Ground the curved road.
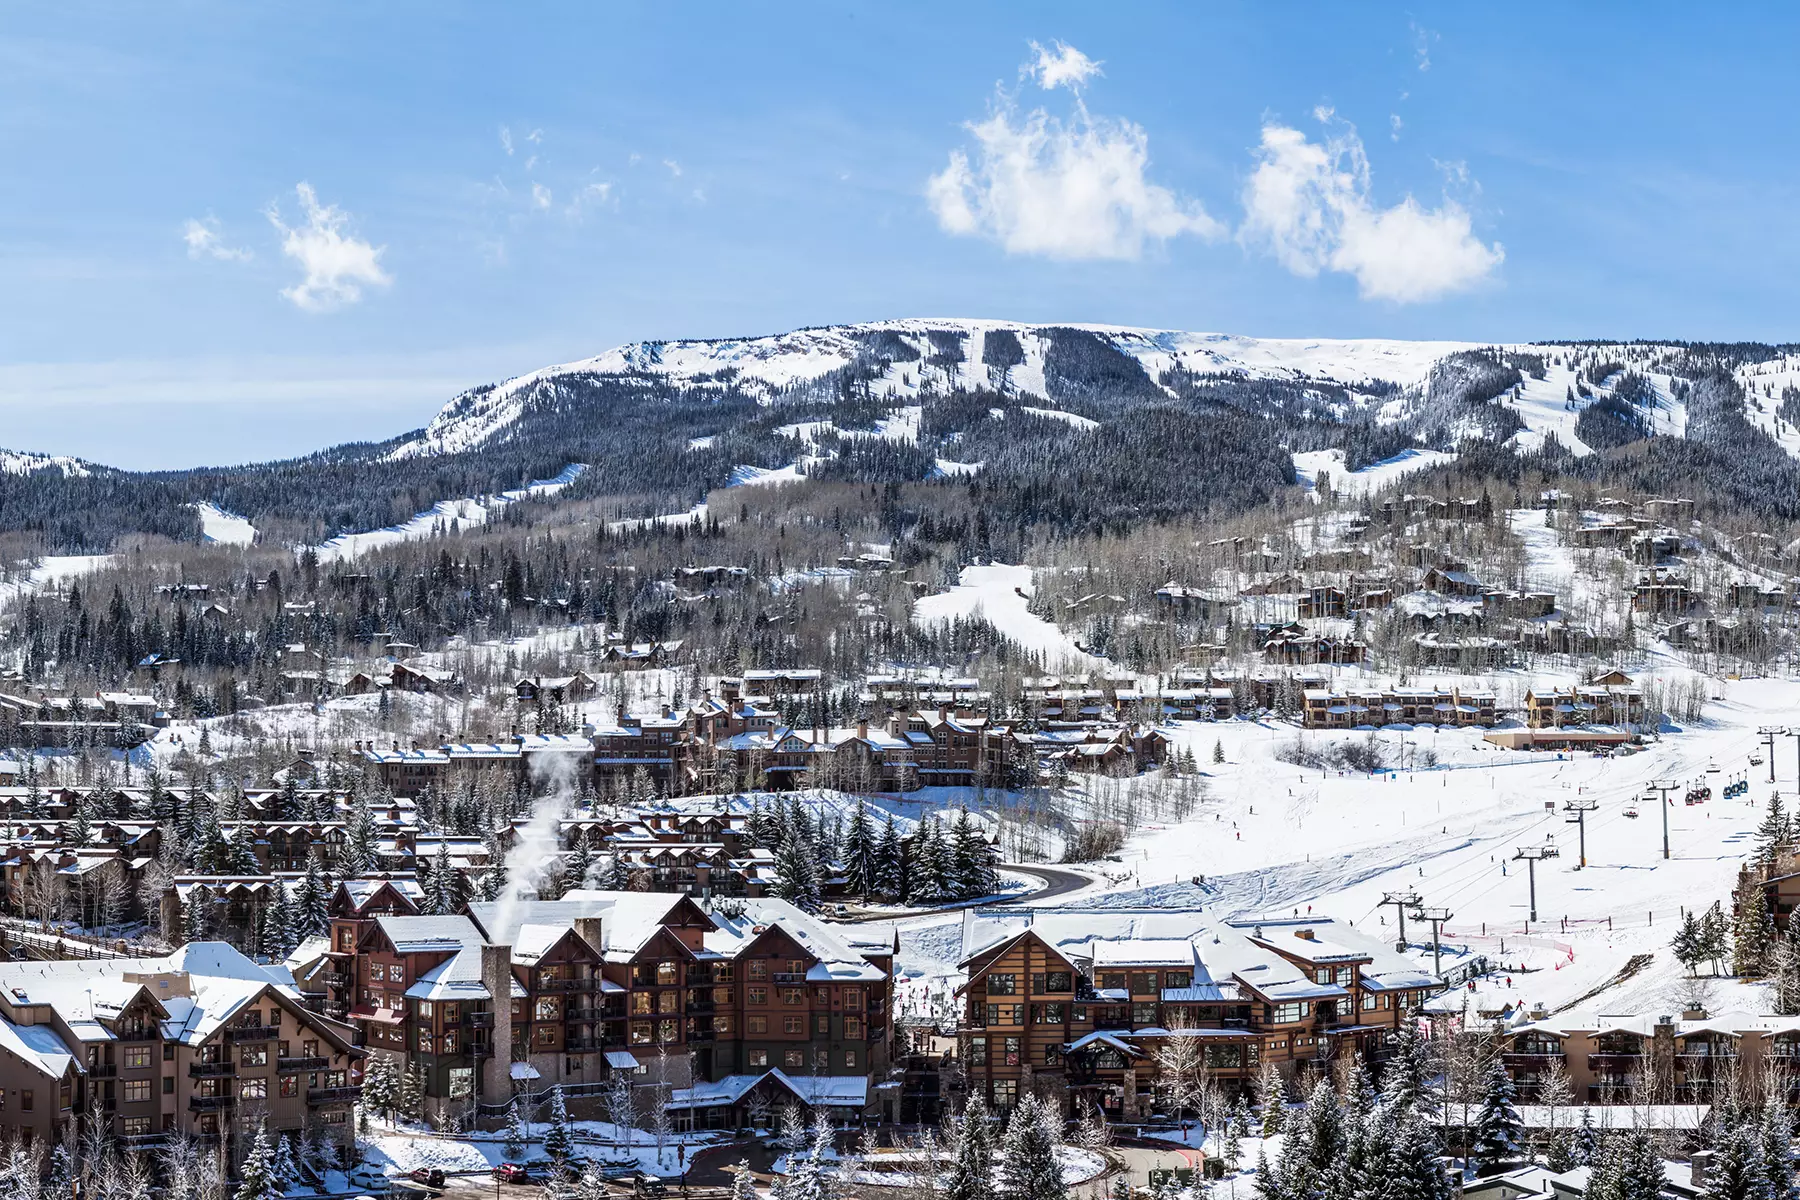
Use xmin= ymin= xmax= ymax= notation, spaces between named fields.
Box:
xmin=989 ymin=863 xmax=1093 ymax=905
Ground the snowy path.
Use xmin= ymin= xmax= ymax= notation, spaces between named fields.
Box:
xmin=910 ymin=563 xmax=1102 ymax=671
xmin=317 ymin=464 xmax=586 ymax=561
xmin=194 ymin=502 xmax=255 ymax=546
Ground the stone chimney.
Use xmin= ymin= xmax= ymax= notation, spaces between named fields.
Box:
xmin=574 ymin=916 xmax=605 ymax=955
xmin=1690 ymin=1150 xmax=1715 ymax=1192
xmin=1294 ymin=929 xmax=1316 ymax=941
xmin=856 ymin=720 xmax=868 ymax=741
xmin=480 ymin=943 xmax=514 ymax=1101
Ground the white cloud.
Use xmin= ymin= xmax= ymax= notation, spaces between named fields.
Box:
xmin=264 ymin=183 xmax=392 ymax=312
xmin=525 ymin=155 xmax=538 ymax=171
xmin=500 ymin=125 xmax=514 ymax=156
xmin=1412 ymin=21 xmax=1436 ymax=71
xmin=1238 ymin=113 xmax=1501 ymax=303
xmin=927 ymin=83 xmax=1220 ymax=260
xmin=182 ymin=216 xmax=252 ymax=262
xmin=531 ymin=182 xmax=553 ymax=210
xmin=663 ymin=158 xmax=682 ymax=177
xmin=526 ymin=128 xmax=543 ymax=144
xmin=1026 ymin=40 xmax=1102 ymax=91
xmin=1389 ymin=113 xmax=1403 ymax=142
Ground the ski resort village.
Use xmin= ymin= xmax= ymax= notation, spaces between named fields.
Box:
xmin=0 ymin=322 xmax=1798 ymax=1200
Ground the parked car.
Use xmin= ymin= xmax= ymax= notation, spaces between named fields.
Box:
xmin=492 ymin=1163 xmax=536 ymax=1184
xmin=407 ymin=1168 xmax=448 ymax=1190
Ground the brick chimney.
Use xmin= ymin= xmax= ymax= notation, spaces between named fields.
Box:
xmin=1690 ymin=1151 xmax=1714 ymax=1192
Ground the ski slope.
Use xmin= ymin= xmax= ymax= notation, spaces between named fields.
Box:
xmin=911 ymin=564 xmax=1103 ymax=672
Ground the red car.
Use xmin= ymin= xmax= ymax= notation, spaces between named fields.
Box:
xmin=492 ymin=1163 xmax=533 ymax=1184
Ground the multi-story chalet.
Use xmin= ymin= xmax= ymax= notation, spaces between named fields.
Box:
xmin=1522 ymin=681 xmax=1645 ymax=729
xmin=304 ymin=891 xmax=895 ymax=1128
xmin=0 ymin=943 xmax=360 ymax=1162
xmin=1300 ymin=685 xmax=1499 ymax=729
xmin=955 ymin=911 xmax=1439 ymax=1118
xmin=1499 ymin=1009 xmax=1800 ymax=1105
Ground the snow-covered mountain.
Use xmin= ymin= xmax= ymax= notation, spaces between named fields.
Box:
xmin=384 ymin=319 xmax=1483 ymax=460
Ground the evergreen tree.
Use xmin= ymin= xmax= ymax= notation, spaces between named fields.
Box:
xmin=504 ymin=1098 xmax=528 ymax=1158
xmin=428 ymin=839 xmax=460 ymax=915
xmin=1763 ymin=1102 xmax=1796 ymax=1200
xmin=1470 ymin=1057 xmax=1524 ymax=1176
xmin=730 ymin=1162 xmax=759 ymax=1200
xmin=1674 ymin=910 xmax=1707 ymax=975
xmin=1384 ymin=1112 xmax=1454 ymax=1200
xmin=183 ymin=884 xmax=212 ymax=942
xmin=1613 ymin=1130 xmax=1667 ymax=1200
xmin=296 ymin=853 xmax=332 ymax=940
xmin=1736 ymin=876 xmax=1778 ymax=978
xmin=1571 ymin=1107 xmax=1600 ymax=1167
xmin=1705 ymin=1120 xmax=1770 ymax=1200
xmin=874 ymin=815 xmax=903 ymax=900
xmin=944 ymin=1094 xmax=996 ymax=1200
xmin=543 ymin=1085 xmax=576 ymax=1166
xmin=236 ymin=1119 xmax=282 ymax=1200
xmin=996 ymin=1092 xmax=1065 ymax=1200
xmin=360 ymin=1052 xmax=398 ymax=1126
xmin=771 ymin=827 xmax=821 ymax=911
xmin=397 ymin=1058 xmax=426 ymax=1121
xmin=1258 ymin=1059 xmax=1286 ymax=1136
xmin=272 ymin=1133 xmax=297 ymax=1193
xmin=1212 ymin=740 xmax=1225 ymax=765
xmin=844 ymin=801 xmax=874 ymax=897
xmin=1758 ymin=794 xmax=1789 ymax=867
xmin=1382 ymin=1020 xmax=1433 ymax=1116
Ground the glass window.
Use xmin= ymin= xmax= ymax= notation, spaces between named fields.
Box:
xmin=784 ymin=1016 xmax=804 ymax=1034
xmin=986 ymin=974 xmax=1017 ymax=995
xmin=449 ymin=1068 xmax=473 ymax=1098
xmin=748 ymin=1016 xmax=767 ymax=1035
xmin=814 ymin=1015 xmax=829 ymax=1036
xmin=1129 ymin=973 xmax=1157 ymax=995
xmin=630 ymin=1023 xmax=652 ymax=1045
xmin=1003 ymin=1037 xmax=1020 ymax=1066
xmin=657 ymin=962 xmax=678 ymax=986
xmin=1164 ymin=971 xmax=1192 ymax=990
xmin=749 ymin=961 xmax=767 ymax=980
xmin=657 ymin=991 xmax=678 ymax=1014
xmin=658 ymin=1019 xmax=678 ymax=1043
xmin=242 ymin=1046 xmax=268 ymax=1067
xmin=1035 ymin=1003 xmax=1065 ymax=1024
xmin=240 ymin=1079 xmax=267 ymax=1100
xmin=968 ymin=1036 xmax=987 ymax=1066
xmin=280 ymin=1076 xmax=299 ymax=1097
xmin=844 ymin=1050 xmax=858 ymax=1067
xmin=781 ymin=989 xmax=803 ymax=1006
xmin=845 ymin=987 xmax=863 ymax=1008
xmin=535 ymin=998 xmax=561 ymax=1022
xmin=123 ymin=1080 xmax=151 ymax=1103
xmin=418 ymin=1000 xmax=434 ymax=1018
xmin=749 ymin=1050 xmax=768 ymax=1067
xmin=123 ymin=1117 xmax=151 ymax=1137
xmin=124 ymin=1048 xmax=151 ymax=1069
xmin=845 ymin=1017 xmax=863 ymax=1039
xmin=747 ymin=988 xmax=767 ymax=1006
xmin=784 ymin=1050 xmax=804 ymax=1068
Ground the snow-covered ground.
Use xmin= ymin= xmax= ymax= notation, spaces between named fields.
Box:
xmin=880 ymin=672 xmax=1800 ymax=1029
xmin=911 ymin=564 xmax=1103 ymax=672
xmin=194 ymin=502 xmax=256 ymax=545
xmin=317 ymin=464 xmax=587 ymax=561
xmin=1292 ymin=447 xmax=1457 ymax=498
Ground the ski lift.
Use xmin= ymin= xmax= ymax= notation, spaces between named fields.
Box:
xmin=1706 ymin=762 xmax=1721 ymax=774
xmin=1624 ymin=806 xmax=1640 ymax=819
xmin=1752 ymin=754 xmax=1766 ymax=767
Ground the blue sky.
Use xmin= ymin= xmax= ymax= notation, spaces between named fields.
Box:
xmin=4 ymin=2 xmax=1799 ymax=469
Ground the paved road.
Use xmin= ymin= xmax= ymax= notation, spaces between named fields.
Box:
xmin=989 ymin=863 xmax=1093 ymax=905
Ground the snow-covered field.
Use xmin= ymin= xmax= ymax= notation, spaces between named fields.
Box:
xmin=317 ymin=464 xmax=587 ymax=561
xmin=882 ymin=672 xmax=1800 ymax=1030
xmin=911 ymin=563 xmax=1102 ymax=672
xmin=194 ymin=501 xmax=256 ymax=545
xmin=1292 ymin=447 xmax=1457 ymax=498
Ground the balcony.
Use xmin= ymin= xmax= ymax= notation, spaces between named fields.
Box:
xmin=566 ymin=1007 xmax=602 ymax=1022
xmin=465 ymin=1011 xmax=495 ymax=1028
xmin=87 ymin=1063 xmax=117 ymax=1078
xmin=120 ymin=1133 xmax=168 ymax=1151
xmin=1586 ymin=1052 xmax=1643 ymax=1070
xmin=279 ymin=1056 xmax=330 ymax=1071
xmin=686 ymin=1000 xmax=715 ymax=1015
xmin=189 ymin=1062 xmax=234 ymax=1078
xmin=321 ymin=970 xmax=349 ymax=987
xmin=307 ymin=1086 xmax=361 ymax=1106
xmin=228 ymin=1026 xmax=279 ymax=1043
xmin=469 ymin=1041 xmax=494 ymax=1058
xmin=189 ymin=1095 xmax=235 ymax=1112
xmin=537 ymin=978 xmax=593 ymax=994
xmin=565 ymin=1038 xmax=603 ymax=1052
xmin=116 ymin=1029 xmax=158 ymax=1044
xmin=771 ymin=972 xmax=807 ymax=985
